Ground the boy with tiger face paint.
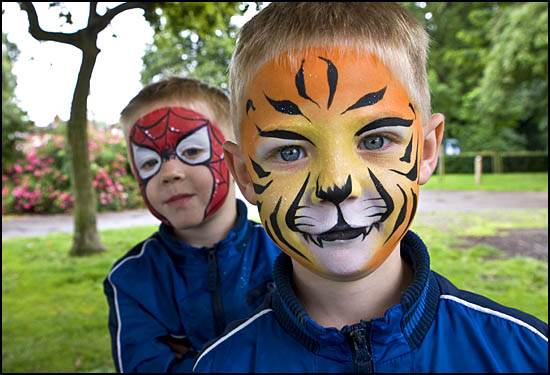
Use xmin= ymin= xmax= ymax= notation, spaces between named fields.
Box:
xmin=194 ymin=3 xmax=548 ymax=373
xmin=239 ymin=49 xmax=425 ymax=281
xmin=103 ymin=77 xmax=280 ymax=373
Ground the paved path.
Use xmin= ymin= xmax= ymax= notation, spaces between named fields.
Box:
xmin=2 ymin=190 xmax=547 ymax=238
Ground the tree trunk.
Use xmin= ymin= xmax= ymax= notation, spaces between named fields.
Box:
xmin=68 ymin=39 xmax=105 ymax=256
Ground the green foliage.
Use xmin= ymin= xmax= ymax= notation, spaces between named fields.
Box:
xmin=423 ymin=173 xmax=548 ymax=192
xmin=2 ymin=33 xmax=31 ymax=168
xmin=141 ymin=2 xmax=244 ymax=89
xmin=402 ymin=2 xmax=548 ymax=152
xmin=2 ymin=125 xmax=144 ymax=215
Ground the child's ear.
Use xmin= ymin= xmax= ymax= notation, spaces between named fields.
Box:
xmin=419 ymin=113 xmax=445 ymax=185
xmin=223 ymin=141 xmax=258 ymax=205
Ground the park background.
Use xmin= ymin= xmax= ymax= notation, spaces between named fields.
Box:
xmin=2 ymin=2 xmax=548 ymax=373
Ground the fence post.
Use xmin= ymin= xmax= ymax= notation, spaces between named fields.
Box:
xmin=475 ymin=155 xmax=482 ymax=185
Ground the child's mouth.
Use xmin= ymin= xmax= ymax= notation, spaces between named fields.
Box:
xmin=165 ymin=194 xmax=193 ymax=206
xmin=302 ymin=223 xmax=380 ymax=248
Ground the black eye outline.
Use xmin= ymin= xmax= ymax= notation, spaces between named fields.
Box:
xmin=279 ymin=145 xmax=304 ymax=162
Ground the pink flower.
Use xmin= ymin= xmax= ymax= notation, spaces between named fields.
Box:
xmin=34 ymin=170 xmax=41 ymax=177
xmin=2 ymin=187 xmax=9 ymax=196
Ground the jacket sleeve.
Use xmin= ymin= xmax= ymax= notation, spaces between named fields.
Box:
xmin=103 ymin=277 xmax=195 ymax=373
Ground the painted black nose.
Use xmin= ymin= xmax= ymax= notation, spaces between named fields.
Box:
xmin=315 ymin=175 xmax=352 ymax=205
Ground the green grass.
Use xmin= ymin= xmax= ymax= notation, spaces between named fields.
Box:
xmin=412 ymin=209 xmax=548 ymax=323
xmin=423 ymin=172 xmax=548 ymax=191
xmin=2 ymin=226 xmax=157 ymax=373
xmin=2 ymin=211 xmax=548 ymax=373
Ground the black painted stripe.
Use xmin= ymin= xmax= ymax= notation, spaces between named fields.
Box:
xmin=368 ymin=169 xmax=394 ymax=223
xmin=400 ymin=136 xmax=413 ymax=163
xmin=253 ymin=180 xmax=273 ymax=194
xmin=285 ymin=174 xmax=311 ymax=232
xmin=385 ymin=184 xmax=407 ymax=244
xmin=255 ymin=125 xmax=315 ymax=145
xmin=265 ymin=94 xmax=311 ymax=123
xmin=270 ymin=197 xmax=310 ymax=262
xmin=355 ymin=117 xmax=414 ymax=136
xmin=342 ymin=87 xmax=386 ymax=114
xmin=295 ymin=59 xmax=320 ymax=107
xmin=246 ymin=99 xmax=256 ymax=114
xmin=249 ymin=157 xmax=271 ymax=178
xmin=318 ymin=56 xmax=338 ymax=110
xmin=391 ymin=140 xmax=418 ymax=181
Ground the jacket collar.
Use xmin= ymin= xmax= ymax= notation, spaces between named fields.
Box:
xmin=156 ymin=199 xmax=252 ymax=257
xmin=271 ymin=230 xmax=440 ymax=353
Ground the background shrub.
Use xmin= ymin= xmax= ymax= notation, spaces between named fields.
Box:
xmin=2 ymin=128 xmax=144 ymax=215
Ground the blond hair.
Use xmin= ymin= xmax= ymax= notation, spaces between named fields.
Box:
xmin=230 ymin=2 xmax=431 ymax=142
xmin=120 ymin=76 xmax=232 ymax=142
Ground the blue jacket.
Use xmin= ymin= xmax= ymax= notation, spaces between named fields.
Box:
xmin=103 ymin=200 xmax=280 ymax=373
xmin=193 ymin=230 xmax=548 ymax=373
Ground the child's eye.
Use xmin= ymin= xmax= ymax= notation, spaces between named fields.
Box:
xmin=140 ymin=159 xmax=159 ymax=171
xmin=359 ymin=135 xmax=386 ymax=150
xmin=278 ymin=145 xmax=304 ymax=162
xmin=181 ymin=148 xmax=203 ymax=158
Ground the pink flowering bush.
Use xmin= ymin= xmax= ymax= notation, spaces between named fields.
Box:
xmin=2 ymin=128 xmax=144 ymax=215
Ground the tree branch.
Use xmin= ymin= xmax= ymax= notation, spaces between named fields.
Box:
xmin=91 ymin=2 xmax=149 ymax=32
xmin=18 ymin=2 xmax=80 ymax=47
xmin=88 ymin=2 xmax=98 ymax=25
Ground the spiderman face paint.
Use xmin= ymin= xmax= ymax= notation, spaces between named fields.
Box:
xmin=129 ymin=106 xmax=229 ymax=226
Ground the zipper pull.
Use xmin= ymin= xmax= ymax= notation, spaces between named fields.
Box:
xmin=347 ymin=326 xmax=373 ymax=373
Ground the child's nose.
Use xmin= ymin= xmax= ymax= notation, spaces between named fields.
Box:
xmin=160 ymin=159 xmax=187 ymax=183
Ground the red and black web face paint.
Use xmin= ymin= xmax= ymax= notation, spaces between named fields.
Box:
xmin=129 ymin=106 xmax=229 ymax=226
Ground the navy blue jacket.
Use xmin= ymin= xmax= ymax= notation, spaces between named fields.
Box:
xmin=103 ymin=200 xmax=280 ymax=372
xmin=193 ymin=231 xmax=548 ymax=373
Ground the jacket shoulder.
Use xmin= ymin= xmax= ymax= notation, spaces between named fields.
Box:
xmin=193 ymin=304 xmax=275 ymax=372
xmin=104 ymin=235 xmax=161 ymax=286
xmin=433 ymin=271 xmax=548 ymax=341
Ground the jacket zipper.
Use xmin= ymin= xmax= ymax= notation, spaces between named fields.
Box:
xmin=347 ymin=322 xmax=373 ymax=373
xmin=207 ymin=247 xmax=226 ymax=336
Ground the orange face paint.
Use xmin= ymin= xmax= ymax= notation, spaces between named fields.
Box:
xmin=242 ymin=47 xmax=423 ymax=280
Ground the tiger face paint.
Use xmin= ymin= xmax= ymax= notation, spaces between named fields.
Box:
xmin=241 ymin=48 xmax=422 ymax=280
xmin=129 ymin=106 xmax=229 ymax=227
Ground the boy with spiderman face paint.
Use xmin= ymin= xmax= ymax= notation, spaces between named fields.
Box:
xmin=103 ymin=77 xmax=280 ymax=373
xmin=193 ymin=3 xmax=548 ymax=373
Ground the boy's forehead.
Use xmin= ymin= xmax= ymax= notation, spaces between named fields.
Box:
xmin=243 ymin=47 xmax=412 ymax=135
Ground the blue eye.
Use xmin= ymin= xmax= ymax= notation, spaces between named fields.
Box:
xmin=279 ymin=146 xmax=303 ymax=162
xmin=361 ymin=136 xmax=385 ymax=150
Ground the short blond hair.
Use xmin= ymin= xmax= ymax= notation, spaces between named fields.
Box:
xmin=230 ymin=2 xmax=431 ymax=142
xmin=120 ymin=76 xmax=232 ymax=143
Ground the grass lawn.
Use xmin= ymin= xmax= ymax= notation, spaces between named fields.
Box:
xmin=423 ymin=172 xmax=548 ymax=191
xmin=2 ymin=209 xmax=548 ymax=373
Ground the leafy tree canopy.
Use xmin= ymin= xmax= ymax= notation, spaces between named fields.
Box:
xmin=403 ymin=2 xmax=548 ymax=151
xmin=141 ymin=2 xmax=245 ymax=90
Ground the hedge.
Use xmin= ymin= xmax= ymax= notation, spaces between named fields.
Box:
xmin=436 ymin=151 xmax=548 ymax=174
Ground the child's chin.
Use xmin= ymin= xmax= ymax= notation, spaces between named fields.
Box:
xmin=304 ymin=237 xmax=381 ymax=280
